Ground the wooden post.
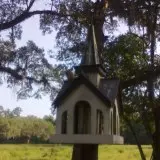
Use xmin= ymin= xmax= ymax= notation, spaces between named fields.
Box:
xmin=72 ymin=144 xmax=98 ymax=160
xmin=71 ymin=2 xmax=108 ymax=160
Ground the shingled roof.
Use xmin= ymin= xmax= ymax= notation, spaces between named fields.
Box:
xmin=99 ymin=78 xmax=120 ymax=102
xmin=54 ymin=73 xmax=120 ymax=107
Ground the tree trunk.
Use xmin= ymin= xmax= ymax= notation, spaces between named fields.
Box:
xmin=72 ymin=144 xmax=98 ymax=160
xmin=152 ymin=107 xmax=160 ymax=160
xmin=148 ymin=20 xmax=159 ymax=159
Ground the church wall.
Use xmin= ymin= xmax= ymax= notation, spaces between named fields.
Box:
xmin=56 ymin=84 xmax=110 ymax=135
xmin=87 ymin=73 xmax=102 ymax=87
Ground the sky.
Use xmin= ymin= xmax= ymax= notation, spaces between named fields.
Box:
xmin=0 ymin=2 xmax=129 ymax=118
xmin=0 ymin=15 xmax=57 ymax=118
xmin=1 ymin=1 xmax=159 ymax=118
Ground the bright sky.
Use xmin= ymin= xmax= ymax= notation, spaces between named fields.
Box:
xmin=0 ymin=16 xmax=57 ymax=118
xmin=0 ymin=2 xmax=129 ymax=118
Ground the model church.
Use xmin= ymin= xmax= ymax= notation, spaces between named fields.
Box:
xmin=50 ymin=24 xmax=124 ymax=144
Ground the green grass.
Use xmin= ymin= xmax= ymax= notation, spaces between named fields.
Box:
xmin=0 ymin=144 xmax=152 ymax=160
xmin=99 ymin=145 xmax=152 ymax=160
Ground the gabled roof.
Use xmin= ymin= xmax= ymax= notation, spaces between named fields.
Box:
xmin=74 ymin=64 xmax=106 ymax=77
xmin=54 ymin=74 xmax=111 ymax=107
xmin=99 ymin=79 xmax=120 ymax=102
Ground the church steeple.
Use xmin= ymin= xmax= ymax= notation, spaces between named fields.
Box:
xmin=81 ymin=24 xmax=100 ymax=65
xmin=75 ymin=2 xmax=107 ymax=85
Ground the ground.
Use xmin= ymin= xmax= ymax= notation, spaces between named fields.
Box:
xmin=0 ymin=144 xmax=152 ymax=160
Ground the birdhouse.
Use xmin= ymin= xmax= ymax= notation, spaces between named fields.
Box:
xmin=50 ymin=25 xmax=123 ymax=145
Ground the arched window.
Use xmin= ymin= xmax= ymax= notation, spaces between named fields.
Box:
xmin=113 ymin=105 xmax=117 ymax=134
xmin=61 ymin=111 xmax=68 ymax=134
xmin=74 ymin=101 xmax=91 ymax=134
xmin=96 ymin=110 xmax=104 ymax=134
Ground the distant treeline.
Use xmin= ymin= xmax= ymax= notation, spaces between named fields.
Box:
xmin=0 ymin=106 xmax=54 ymax=144
xmin=0 ymin=106 xmax=151 ymax=144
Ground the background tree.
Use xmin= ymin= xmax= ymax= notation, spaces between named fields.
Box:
xmin=1 ymin=0 xmax=160 ymax=160
xmin=11 ymin=107 xmax=22 ymax=117
xmin=109 ymin=1 xmax=160 ymax=159
xmin=43 ymin=115 xmax=55 ymax=126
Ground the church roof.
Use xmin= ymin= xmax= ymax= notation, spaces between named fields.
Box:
xmin=99 ymin=78 xmax=120 ymax=102
xmin=54 ymin=74 xmax=120 ymax=107
xmin=74 ymin=64 xmax=106 ymax=77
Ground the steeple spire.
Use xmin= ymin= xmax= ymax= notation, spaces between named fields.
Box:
xmin=81 ymin=24 xmax=100 ymax=65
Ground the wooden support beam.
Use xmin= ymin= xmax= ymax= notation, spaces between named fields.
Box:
xmin=72 ymin=144 xmax=98 ymax=160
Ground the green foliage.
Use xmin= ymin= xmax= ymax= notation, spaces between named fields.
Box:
xmin=0 ymin=39 xmax=63 ymax=101
xmin=104 ymin=33 xmax=149 ymax=80
xmin=0 ymin=116 xmax=54 ymax=143
xmin=109 ymin=0 xmax=160 ymax=38
xmin=122 ymin=120 xmax=152 ymax=144
xmin=0 ymin=117 xmax=9 ymax=139
xmin=43 ymin=115 xmax=56 ymax=126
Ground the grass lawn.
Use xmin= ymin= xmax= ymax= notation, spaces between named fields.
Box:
xmin=0 ymin=144 xmax=152 ymax=160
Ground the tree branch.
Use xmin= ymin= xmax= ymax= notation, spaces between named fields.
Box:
xmin=26 ymin=0 xmax=36 ymax=12
xmin=0 ymin=66 xmax=49 ymax=85
xmin=1 ymin=65 xmax=160 ymax=90
xmin=0 ymin=10 xmax=70 ymax=31
xmin=121 ymin=66 xmax=160 ymax=89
